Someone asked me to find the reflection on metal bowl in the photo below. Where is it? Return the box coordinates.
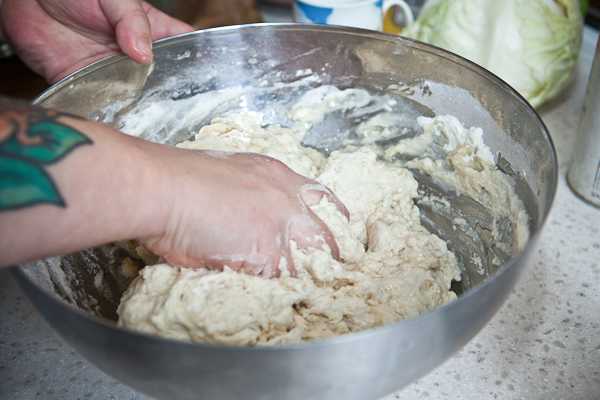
[15,24,557,400]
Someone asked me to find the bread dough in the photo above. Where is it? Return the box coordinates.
[176,112,325,179]
[118,111,526,346]
[386,115,529,252]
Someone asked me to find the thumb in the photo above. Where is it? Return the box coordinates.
[99,0,153,64]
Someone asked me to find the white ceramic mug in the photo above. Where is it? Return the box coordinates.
[293,0,414,32]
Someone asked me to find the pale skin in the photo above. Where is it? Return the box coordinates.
[0,0,194,82]
[0,0,347,277]
[0,108,345,276]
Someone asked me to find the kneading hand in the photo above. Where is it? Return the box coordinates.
[0,107,348,278]
[0,0,193,82]
[142,149,349,278]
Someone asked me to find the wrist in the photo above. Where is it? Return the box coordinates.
[137,146,219,242]
[125,136,178,241]
[58,116,177,243]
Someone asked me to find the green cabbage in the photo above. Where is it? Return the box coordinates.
[403,0,583,107]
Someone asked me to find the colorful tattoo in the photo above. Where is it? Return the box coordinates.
[0,103,92,211]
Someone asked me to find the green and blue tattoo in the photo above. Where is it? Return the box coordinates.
[0,100,92,211]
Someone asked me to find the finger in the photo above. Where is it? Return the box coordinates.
[142,2,195,39]
[310,210,341,260]
[321,187,350,221]
[161,253,206,269]
[205,255,277,278]
[293,208,341,261]
[280,245,297,277]
[301,183,350,221]
[204,257,264,277]
[203,258,239,272]
[262,255,280,279]
[99,0,153,64]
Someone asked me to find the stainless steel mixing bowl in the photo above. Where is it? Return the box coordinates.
[14,24,557,400]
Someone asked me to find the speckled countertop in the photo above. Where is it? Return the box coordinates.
[1,21,599,400]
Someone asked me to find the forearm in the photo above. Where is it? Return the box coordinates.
[0,100,169,266]
[0,99,347,276]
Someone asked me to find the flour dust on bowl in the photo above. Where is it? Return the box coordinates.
[16,24,557,400]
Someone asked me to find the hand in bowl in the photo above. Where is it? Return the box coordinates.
[0,108,347,277]
[142,149,348,278]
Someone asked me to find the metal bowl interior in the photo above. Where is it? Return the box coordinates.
[16,24,557,400]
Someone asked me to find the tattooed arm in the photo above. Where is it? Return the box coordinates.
[0,99,171,265]
[0,99,344,277]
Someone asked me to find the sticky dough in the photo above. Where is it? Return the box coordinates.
[117,112,522,346]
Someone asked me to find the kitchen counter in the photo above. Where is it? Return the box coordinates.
[1,21,599,400]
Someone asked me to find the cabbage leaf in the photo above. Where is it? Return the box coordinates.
[403,0,583,107]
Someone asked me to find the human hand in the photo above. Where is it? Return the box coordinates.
[0,0,193,83]
[142,149,349,278]
[0,105,346,273]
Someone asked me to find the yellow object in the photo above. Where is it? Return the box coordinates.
[383,7,402,34]
[382,0,414,34]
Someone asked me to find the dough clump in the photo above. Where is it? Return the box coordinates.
[118,112,522,346]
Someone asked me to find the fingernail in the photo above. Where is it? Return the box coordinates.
[135,37,153,64]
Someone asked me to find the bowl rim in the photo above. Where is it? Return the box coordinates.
[21,22,558,351]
